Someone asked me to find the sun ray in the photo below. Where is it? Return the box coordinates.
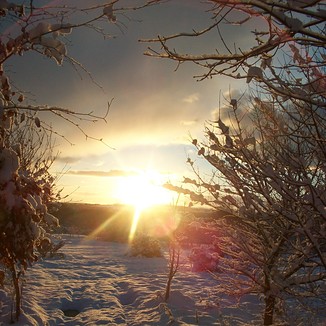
[84,211,119,241]
[128,207,142,243]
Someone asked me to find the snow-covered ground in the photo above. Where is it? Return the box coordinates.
[0,234,257,325]
[0,235,324,325]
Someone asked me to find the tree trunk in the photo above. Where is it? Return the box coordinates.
[164,244,179,302]
[164,275,172,302]
[165,247,175,302]
[263,294,275,325]
[10,265,21,321]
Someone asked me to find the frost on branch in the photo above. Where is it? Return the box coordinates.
[27,22,73,65]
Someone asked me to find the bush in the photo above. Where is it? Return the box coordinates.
[189,244,221,272]
[128,233,163,258]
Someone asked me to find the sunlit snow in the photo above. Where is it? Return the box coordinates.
[0,235,262,325]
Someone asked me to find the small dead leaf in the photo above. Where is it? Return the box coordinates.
[198,147,205,156]
[34,116,41,128]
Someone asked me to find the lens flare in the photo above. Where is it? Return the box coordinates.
[128,207,142,243]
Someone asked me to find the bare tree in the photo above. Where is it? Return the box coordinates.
[145,1,326,324]
[164,234,180,302]
[142,1,325,96]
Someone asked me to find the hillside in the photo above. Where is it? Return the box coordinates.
[50,203,219,242]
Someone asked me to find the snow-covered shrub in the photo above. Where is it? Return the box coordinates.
[128,233,163,258]
[0,128,60,321]
[178,221,222,272]
[189,244,221,272]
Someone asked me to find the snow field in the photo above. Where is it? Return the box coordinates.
[1,235,225,325]
[2,234,322,325]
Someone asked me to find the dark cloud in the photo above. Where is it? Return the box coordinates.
[210,88,254,129]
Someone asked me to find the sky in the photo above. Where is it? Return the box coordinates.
[7,0,253,206]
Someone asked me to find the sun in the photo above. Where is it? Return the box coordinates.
[116,169,174,210]
[115,169,175,242]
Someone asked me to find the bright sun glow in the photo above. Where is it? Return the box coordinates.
[115,169,176,242]
[116,170,174,210]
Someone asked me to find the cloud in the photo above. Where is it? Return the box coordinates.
[210,88,249,121]
[65,169,138,177]
[209,90,256,133]
[211,105,230,121]
[182,93,200,104]
[56,156,82,164]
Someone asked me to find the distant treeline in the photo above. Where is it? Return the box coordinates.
[50,203,219,243]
